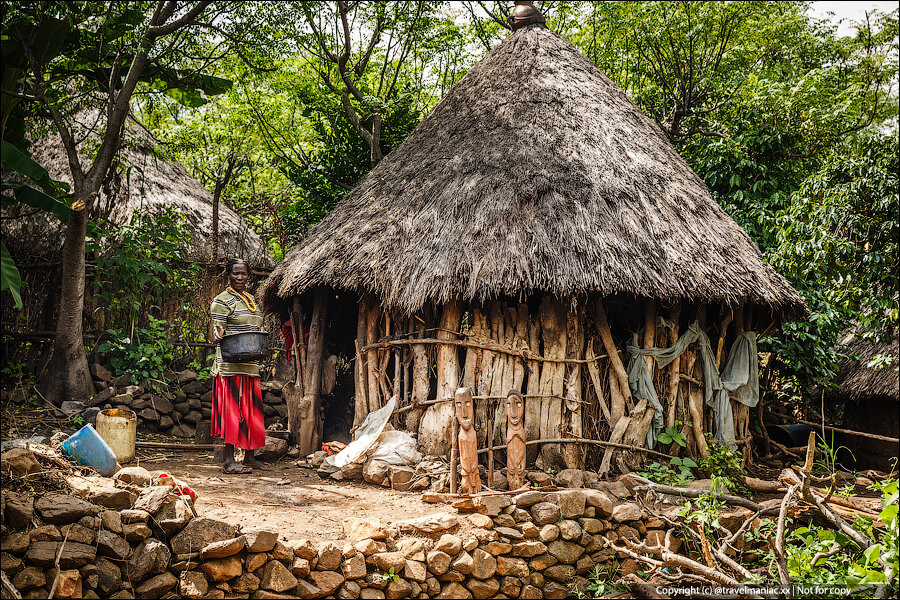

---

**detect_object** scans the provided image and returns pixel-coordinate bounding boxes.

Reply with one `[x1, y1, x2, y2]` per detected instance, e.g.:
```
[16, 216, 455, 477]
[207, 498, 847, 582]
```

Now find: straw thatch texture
[829, 327, 899, 402]
[262, 24, 803, 317]
[2, 112, 272, 268]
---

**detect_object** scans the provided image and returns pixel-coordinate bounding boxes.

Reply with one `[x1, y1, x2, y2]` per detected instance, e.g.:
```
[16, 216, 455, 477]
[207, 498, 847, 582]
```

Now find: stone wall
[1, 468, 676, 599]
[83, 366, 289, 439]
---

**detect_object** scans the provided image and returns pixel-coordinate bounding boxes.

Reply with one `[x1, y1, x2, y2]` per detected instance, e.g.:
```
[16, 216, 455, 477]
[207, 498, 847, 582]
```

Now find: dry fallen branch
[630, 476, 777, 514]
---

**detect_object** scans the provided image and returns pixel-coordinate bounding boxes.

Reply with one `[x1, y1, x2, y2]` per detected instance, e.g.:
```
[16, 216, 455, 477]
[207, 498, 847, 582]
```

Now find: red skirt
[211, 375, 265, 450]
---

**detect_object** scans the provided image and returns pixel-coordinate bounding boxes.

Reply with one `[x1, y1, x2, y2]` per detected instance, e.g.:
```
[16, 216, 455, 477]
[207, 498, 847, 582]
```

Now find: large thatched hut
[826, 328, 899, 471]
[261, 4, 805, 470]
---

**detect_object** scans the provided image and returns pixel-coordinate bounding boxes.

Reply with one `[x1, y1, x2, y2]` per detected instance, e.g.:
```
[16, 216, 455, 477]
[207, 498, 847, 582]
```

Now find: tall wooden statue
[455, 387, 481, 495]
[506, 390, 527, 490]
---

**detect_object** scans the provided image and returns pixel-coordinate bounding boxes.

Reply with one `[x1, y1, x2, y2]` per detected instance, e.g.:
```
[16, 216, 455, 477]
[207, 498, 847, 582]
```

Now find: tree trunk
[562, 300, 584, 469]
[689, 305, 710, 458]
[418, 300, 461, 456]
[40, 203, 94, 404]
[537, 296, 566, 468]
[300, 287, 327, 457]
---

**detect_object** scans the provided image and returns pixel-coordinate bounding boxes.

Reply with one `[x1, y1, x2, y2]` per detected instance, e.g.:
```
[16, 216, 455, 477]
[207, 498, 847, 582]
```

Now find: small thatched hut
[827, 328, 899, 471]
[262, 4, 805, 470]
[2, 111, 272, 365]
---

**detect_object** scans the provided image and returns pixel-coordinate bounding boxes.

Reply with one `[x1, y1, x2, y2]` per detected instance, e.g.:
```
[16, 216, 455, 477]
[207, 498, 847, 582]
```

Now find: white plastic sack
[367, 430, 421, 466]
[323, 397, 397, 470]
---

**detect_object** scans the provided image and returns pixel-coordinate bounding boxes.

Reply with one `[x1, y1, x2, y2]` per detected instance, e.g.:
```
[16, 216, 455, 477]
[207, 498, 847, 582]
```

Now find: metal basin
[220, 332, 269, 362]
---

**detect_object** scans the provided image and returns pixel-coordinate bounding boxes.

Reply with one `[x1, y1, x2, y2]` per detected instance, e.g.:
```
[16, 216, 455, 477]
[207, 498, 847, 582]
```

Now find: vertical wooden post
[408, 319, 429, 432]
[688, 304, 710, 458]
[524, 311, 542, 462]
[486, 399, 495, 487]
[537, 296, 566, 467]
[285, 296, 305, 446]
[419, 300, 461, 456]
[594, 298, 632, 423]
[562, 299, 584, 469]
[353, 296, 369, 429]
[643, 299, 657, 376]
[365, 296, 380, 413]
[300, 287, 327, 457]
[665, 303, 681, 429]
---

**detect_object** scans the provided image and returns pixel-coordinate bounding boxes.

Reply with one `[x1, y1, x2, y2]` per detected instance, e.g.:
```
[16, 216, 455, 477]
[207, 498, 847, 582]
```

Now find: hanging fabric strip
[626, 321, 757, 448]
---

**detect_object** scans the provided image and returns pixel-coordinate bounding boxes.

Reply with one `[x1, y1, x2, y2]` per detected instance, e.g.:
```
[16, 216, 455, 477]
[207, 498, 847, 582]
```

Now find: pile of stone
[2, 454, 699, 599]
[68, 365, 290, 439]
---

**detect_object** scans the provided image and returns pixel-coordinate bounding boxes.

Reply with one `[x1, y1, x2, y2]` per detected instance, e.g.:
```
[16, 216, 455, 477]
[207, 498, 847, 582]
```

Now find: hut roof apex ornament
[508, 1, 546, 31]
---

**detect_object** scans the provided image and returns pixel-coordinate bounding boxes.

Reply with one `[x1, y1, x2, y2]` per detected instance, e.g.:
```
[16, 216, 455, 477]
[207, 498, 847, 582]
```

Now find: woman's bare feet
[243, 450, 272, 471]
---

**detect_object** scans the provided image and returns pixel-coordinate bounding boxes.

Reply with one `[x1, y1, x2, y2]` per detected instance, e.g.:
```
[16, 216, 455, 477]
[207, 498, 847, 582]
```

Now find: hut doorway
[317, 290, 359, 447]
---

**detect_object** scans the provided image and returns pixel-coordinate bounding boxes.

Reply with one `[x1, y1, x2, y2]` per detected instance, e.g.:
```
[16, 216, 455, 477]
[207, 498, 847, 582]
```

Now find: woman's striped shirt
[210, 289, 265, 377]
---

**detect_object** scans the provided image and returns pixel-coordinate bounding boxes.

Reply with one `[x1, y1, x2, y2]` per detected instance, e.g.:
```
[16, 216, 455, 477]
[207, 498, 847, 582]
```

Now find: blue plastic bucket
[60, 424, 119, 477]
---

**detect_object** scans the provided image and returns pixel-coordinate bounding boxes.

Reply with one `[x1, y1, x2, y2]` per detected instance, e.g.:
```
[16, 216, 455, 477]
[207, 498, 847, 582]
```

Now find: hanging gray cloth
[627, 321, 717, 448]
[626, 321, 757, 449]
[708, 331, 759, 446]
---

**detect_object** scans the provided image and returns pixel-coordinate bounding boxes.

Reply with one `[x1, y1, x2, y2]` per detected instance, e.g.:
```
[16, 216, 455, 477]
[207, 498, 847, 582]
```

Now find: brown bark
[643, 300, 657, 376]
[365, 296, 380, 413]
[593, 298, 632, 420]
[40, 205, 94, 404]
[300, 287, 327, 457]
[599, 415, 631, 476]
[665, 303, 682, 429]
[408, 315, 430, 432]
[285, 296, 304, 445]
[586, 340, 612, 424]
[562, 300, 584, 469]
[620, 399, 656, 471]
[537, 296, 566, 468]
[418, 300, 461, 456]
[689, 305, 710, 458]
[354, 296, 369, 429]
[524, 314, 542, 462]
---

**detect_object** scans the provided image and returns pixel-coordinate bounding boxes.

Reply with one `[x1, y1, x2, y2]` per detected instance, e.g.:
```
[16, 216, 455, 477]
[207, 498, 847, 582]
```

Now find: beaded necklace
[228, 287, 258, 313]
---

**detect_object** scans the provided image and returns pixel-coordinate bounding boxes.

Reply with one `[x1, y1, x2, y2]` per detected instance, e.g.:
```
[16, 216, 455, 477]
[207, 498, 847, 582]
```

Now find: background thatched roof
[828, 327, 899, 402]
[2, 112, 272, 269]
[262, 24, 804, 317]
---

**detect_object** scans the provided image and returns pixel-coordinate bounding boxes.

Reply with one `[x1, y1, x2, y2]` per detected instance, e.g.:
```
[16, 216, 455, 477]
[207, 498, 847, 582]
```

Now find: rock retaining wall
[1, 472, 680, 599]
[84, 366, 288, 439]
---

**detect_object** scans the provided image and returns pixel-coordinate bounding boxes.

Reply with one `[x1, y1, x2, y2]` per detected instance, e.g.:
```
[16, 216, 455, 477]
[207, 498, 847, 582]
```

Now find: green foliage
[380, 567, 399, 583]
[70, 415, 85, 427]
[698, 439, 747, 495]
[657, 421, 687, 447]
[575, 563, 620, 598]
[0, 361, 27, 385]
[784, 478, 898, 595]
[639, 457, 697, 487]
[186, 356, 214, 383]
[98, 316, 174, 381]
[86, 209, 200, 331]
[675, 488, 727, 537]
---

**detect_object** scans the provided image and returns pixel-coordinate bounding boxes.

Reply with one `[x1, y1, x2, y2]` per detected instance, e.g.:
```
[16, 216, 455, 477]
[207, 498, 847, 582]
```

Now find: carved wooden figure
[455, 387, 481, 494]
[506, 390, 527, 489]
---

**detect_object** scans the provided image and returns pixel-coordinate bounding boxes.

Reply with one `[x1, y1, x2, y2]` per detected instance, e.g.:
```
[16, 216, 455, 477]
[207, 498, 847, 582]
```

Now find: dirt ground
[129, 452, 449, 543]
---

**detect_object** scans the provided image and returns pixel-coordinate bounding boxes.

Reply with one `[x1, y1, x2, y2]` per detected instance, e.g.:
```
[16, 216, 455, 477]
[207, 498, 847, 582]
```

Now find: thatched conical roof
[262, 23, 804, 317]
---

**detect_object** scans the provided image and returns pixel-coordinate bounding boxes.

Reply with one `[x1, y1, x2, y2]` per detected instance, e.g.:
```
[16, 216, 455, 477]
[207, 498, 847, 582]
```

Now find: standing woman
[210, 258, 268, 473]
